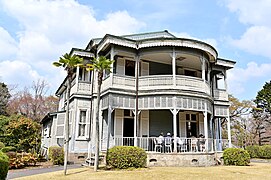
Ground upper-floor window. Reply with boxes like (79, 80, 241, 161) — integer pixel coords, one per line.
(125, 60, 135, 76)
(216, 73, 225, 90)
(184, 69, 197, 77)
(78, 110, 87, 137)
(79, 68, 91, 82)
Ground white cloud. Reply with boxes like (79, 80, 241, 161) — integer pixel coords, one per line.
(228, 61, 271, 97)
(0, 60, 41, 87)
(0, 27, 18, 60)
(225, 0, 271, 58)
(0, 0, 145, 92)
(230, 26, 271, 58)
(226, 0, 271, 26)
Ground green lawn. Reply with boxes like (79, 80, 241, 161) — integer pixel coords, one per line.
(14, 163, 271, 180)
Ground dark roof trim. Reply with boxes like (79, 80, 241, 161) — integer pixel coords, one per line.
(40, 110, 66, 124)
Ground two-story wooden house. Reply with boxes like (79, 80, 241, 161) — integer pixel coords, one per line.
(41, 30, 235, 166)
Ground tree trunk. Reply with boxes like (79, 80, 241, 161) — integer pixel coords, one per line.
(64, 76, 71, 175)
(94, 72, 102, 172)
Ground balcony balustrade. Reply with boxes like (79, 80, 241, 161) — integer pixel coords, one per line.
(101, 74, 211, 95)
(70, 74, 228, 102)
(214, 89, 228, 101)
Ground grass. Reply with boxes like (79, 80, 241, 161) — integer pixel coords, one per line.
(14, 163, 271, 180)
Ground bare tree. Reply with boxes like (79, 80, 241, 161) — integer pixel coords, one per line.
(7, 79, 58, 121)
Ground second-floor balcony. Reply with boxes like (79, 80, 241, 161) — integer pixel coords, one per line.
(69, 73, 228, 103)
(101, 74, 211, 95)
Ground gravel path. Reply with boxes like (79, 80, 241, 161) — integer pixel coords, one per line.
(7, 164, 82, 179)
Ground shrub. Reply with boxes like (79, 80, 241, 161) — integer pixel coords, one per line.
(0, 151, 9, 180)
(223, 148, 250, 166)
(7, 152, 37, 169)
(1, 146, 16, 153)
(246, 145, 260, 158)
(106, 146, 147, 169)
(0, 141, 5, 150)
(258, 145, 271, 159)
(48, 146, 64, 165)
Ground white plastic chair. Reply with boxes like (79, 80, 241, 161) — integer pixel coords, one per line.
(164, 137, 172, 153)
(178, 138, 187, 152)
(154, 138, 163, 152)
(191, 137, 198, 152)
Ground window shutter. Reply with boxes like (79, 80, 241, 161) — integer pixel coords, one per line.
(179, 112, 186, 137)
(56, 113, 65, 137)
(199, 113, 204, 135)
(141, 62, 149, 76)
(140, 110, 149, 136)
(116, 58, 125, 75)
(114, 109, 123, 137)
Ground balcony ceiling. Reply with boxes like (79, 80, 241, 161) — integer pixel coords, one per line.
(143, 53, 201, 70)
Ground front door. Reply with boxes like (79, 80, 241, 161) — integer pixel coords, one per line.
(123, 118, 134, 145)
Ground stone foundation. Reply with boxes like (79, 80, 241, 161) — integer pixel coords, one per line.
(68, 153, 88, 164)
(147, 152, 223, 167)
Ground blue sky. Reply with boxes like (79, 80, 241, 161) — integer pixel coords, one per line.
(0, 0, 270, 100)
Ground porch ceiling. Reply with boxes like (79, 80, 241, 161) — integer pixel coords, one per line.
(142, 53, 201, 70)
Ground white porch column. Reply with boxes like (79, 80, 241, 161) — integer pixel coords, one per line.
(217, 117, 222, 151)
(204, 102, 208, 151)
(110, 46, 116, 86)
(209, 115, 214, 152)
(170, 108, 178, 153)
(171, 48, 176, 87)
(170, 96, 179, 153)
(134, 54, 140, 146)
(75, 66, 80, 90)
(227, 115, 232, 148)
(224, 70, 228, 91)
(201, 57, 206, 82)
(106, 105, 113, 151)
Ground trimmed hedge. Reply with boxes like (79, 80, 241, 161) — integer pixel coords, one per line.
(48, 146, 64, 165)
(223, 148, 250, 166)
(258, 145, 271, 159)
(246, 145, 260, 158)
(246, 145, 271, 159)
(106, 146, 147, 169)
(0, 151, 9, 180)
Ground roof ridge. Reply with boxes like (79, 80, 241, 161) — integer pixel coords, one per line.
(121, 30, 172, 37)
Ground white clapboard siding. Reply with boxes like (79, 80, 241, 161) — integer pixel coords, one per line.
(199, 113, 204, 135)
(141, 62, 149, 76)
(140, 110, 149, 136)
(114, 109, 123, 137)
(179, 112, 186, 137)
(116, 58, 125, 75)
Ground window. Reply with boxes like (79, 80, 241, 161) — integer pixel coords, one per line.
(186, 113, 197, 137)
(186, 114, 197, 121)
(79, 68, 91, 82)
(124, 109, 134, 117)
(125, 60, 135, 76)
(184, 69, 197, 77)
(78, 110, 87, 137)
(216, 74, 225, 89)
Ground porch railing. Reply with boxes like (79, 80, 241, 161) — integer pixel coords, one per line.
(113, 137, 229, 153)
(101, 74, 211, 95)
